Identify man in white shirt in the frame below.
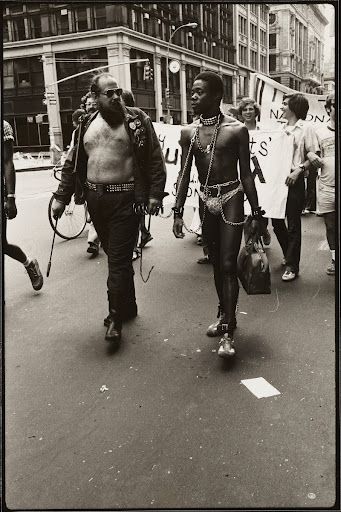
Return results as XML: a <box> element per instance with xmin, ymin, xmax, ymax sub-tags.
<box><xmin>272</xmin><ymin>93</ymin><xmax>319</xmax><ymax>281</ymax></box>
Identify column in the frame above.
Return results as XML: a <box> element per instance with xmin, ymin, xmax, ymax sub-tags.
<box><xmin>41</xmin><ymin>48</ymin><xmax>63</xmax><ymax>152</ymax></box>
<box><xmin>180</xmin><ymin>60</ymin><xmax>187</xmax><ymax>125</ymax></box>
<box><xmin>154</xmin><ymin>53</ymin><xmax>163</xmax><ymax>122</ymax></box>
<box><xmin>120</xmin><ymin>44</ymin><xmax>132</xmax><ymax>91</ymax></box>
<box><xmin>232</xmin><ymin>74</ymin><xmax>238</xmax><ymax>106</ymax></box>
<box><xmin>107</xmin><ymin>43</ymin><xmax>122</xmax><ymax>85</ymax></box>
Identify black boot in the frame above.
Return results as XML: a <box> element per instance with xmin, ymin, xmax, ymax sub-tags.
<box><xmin>206</xmin><ymin>304</ymin><xmax>237</xmax><ymax>337</ymax></box>
<box><xmin>105</xmin><ymin>309</ymin><xmax>122</xmax><ymax>343</ymax></box>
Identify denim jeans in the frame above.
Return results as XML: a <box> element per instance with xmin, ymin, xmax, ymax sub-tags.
<box><xmin>86</xmin><ymin>189</ymin><xmax>140</xmax><ymax>313</ymax></box>
<box><xmin>271</xmin><ymin>177</ymin><xmax>305</xmax><ymax>274</ymax></box>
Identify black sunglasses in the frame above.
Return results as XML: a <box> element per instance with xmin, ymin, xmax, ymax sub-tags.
<box><xmin>100</xmin><ymin>88</ymin><xmax>123</xmax><ymax>98</ymax></box>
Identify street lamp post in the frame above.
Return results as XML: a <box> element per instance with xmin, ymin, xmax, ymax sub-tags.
<box><xmin>165</xmin><ymin>22</ymin><xmax>198</xmax><ymax>123</ymax></box>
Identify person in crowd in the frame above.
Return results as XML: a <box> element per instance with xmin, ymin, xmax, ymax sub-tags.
<box><xmin>238</xmin><ymin>97</ymin><xmax>261</xmax><ymax>131</ymax></box>
<box><xmin>121</xmin><ymin>89</ymin><xmax>153</xmax><ymax>261</ymax></box>
<box><xmin>52</xmin><ymin>73</ymin><xmax>167</xmax><ymax>345</ymax></box>
<box><xmin>273</xmin><ymin>93</ymin><xmax>319</xmax><ymax>281</ymax></box>
<box><xmin>306</xmin><ymin>92</ymin><xmax>336</xmax><ymax>275</ymax></box>
<box><xmin>2</xmin><ymin>120</ymin><xmax>43</xmax><ymax>291</ymax></box>
<box><xmin>238</xmin><ymin>97</ymin><xmax>271</xmax><ymax>246</ymax></box>
<box><xmin>80</xmin><ymin>92</ymin><xmax>101</xmax><ymax>257</ymax></box>
<box><xmin>172</xmin><ymin>71</ymin><xmax>264</xmax><ymax>358</ymax></box>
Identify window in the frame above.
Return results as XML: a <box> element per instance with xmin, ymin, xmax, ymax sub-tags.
<box><xmin>238</xmin><ymin>15</ymin><xmax>246</xmax><ymax>35</ymax></box>
<box><xmin>269</xmin><ymin>33</ymin><xmax>276</xmax><ymax>49</ymax></box>
<box><xmin>3</xmin><ymin>60</ymin><xmax>15</xmax><ymax>89</ymax></box>
<box><xmin>250</xmin><ymin>50</ymin><xmax>257</xmax><ymax>69</ymax></box>
<box><xmin>75</xmin><ymin>7</ymin><xmax>89</xmax><ymax>32</ymax></box>
<box><xmin>260</xmin><ymin>5</ymin><xmax>267</xmax><ymax>22</ymax></box>
<box><xmin>260</xmin><ymin>55</ymin><xmax>267</xmax><ymax>73</ymax></box>
<box><xmin>260</xmin><ymin>29</ymin><xmax>266</xmax><ymax>47</ymax></box>
<box><xmin>250</xmin><ymin>23</ymin><xmax>257</xmax><ymax>42</ymax></box>
<box><xmin>94</xmin><ymin>5</ymin><xmax>106</xmax><ymax>29</ymax></box>
<box><xmin>56</xmin><ymin>10</ymin><xmax>70</xmax><ymax>35</ymax></box>
<box><xmin>269</xmin><ymin>13</ymin><xmax>276</xmax><ymax>25</ymax></box>
<box><xmin>29</xmin><ymin>15</ymin><xmax>42</xmax><ymax>38</ymax></box>
<box><xmin>250</xmin><ymin>4</ymin><xmax>257</xmax><ymax>15</ymax></box>
<box><xmin>3</xmin><ymin>20</ymin><xmax>9</xmax><ymax>42</ymax></box>
<box><xmin>239</xmin><ymin>44</ymin><xmax>247</xmax><ymax>66</ymax></box>
<box><xmin>238</xmin><ymin>76</ymin><xmax>247</xmax><ymax>96</ymax></box>
<box><xmin>185</xmin><ymin>64</ymin><xmax>201</xmax><ymax>97</ymax></box>
<box><xmin>16</xmin><ymin>58</ymin><xmax>30</xmax><ymax>86</ymax></box>
<box><xmin>13</xmin><ymin>17</ymin><xmax>26</xmax><ymax>40</ymax></box>
<box><xmin>269</xmin><ymin>55</ymin><xmax>276</xmax><ymax>72</ymax></box>
<box><xmin>223</xmin><ymin>75</ymin><xmax>232</xmax><ymax>104</ymax></box>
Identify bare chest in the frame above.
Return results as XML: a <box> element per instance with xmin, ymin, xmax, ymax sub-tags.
<box><xmin>84</xmin><ymin>117</ymin><xmax>132</xmax><ymax>157</ymax></box>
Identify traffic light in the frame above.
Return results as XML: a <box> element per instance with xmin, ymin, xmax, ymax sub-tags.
<box><xmin>143</xmin><ymin>63</ymin><xmax>154</xmax><ymax>81</ymax></box>
<box><xmin>165</xmin><ymin>88</ymin><xmax>170</xmax><ymax>99</ymax></box>
<box><xmin>143</xmin><ymin>63</ymin><xmax>150</xmax><ymax>80</ymax></box>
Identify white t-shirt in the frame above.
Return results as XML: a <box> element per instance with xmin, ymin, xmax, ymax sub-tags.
<box><xmin>315</xmin><ymin>124</ymin><xmax>335</xmax><ymax>188</ymax></box>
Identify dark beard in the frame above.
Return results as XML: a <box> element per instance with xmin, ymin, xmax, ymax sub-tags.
<box><xmin>100</xmin><ymin>103</ymin><xmax>125</xmax><ymax>128</ymax></box>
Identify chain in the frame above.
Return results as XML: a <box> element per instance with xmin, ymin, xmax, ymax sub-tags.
<box><xmin>195</xmin><ymin>115</ymin><xmax>221</xmax><ymax>154</ymax></box>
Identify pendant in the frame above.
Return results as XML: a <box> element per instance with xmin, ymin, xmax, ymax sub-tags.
<box><xmin>206</xmin><ymin>144</ymin><xmax>211</xmax><ymax>153</ymax></box>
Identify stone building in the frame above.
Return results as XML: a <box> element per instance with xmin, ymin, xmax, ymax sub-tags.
<box><xmin>268</xmin><ymin>4</ymin><xmax>328</xmax><ymax>93</ymax></box>
<box><xmin>3</xmin><ymin>2</ymin><xmax>269</xmax><ymax>151</ymax></box>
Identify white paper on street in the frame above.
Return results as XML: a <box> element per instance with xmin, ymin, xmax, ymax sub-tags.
<box><xmin>241</xmin><ymin>377</ymin><xmax>281</xmax><ymax>399</ymax></box>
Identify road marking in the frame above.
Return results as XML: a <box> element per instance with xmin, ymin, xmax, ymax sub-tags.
<box><xmin>318</xmin><ymin>240</ymin><xmax>329</xmax><ymax>251</ymax></box>
<box><xmin>241</xmin><ymin>377</ymin><xmax>281</xmax><ymax>399</ymax></box>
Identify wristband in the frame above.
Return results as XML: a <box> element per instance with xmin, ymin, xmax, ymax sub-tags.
<box><xmin>251</xmin><ymin>206</ymin><xmax>265</xmax><ymax>219</ymax></box>
<box><xmin>172</xmin><ymin>206</ymin><xmax>184</xmax><ymax>219</ymax></box>
<box><xmin>6</xmin><ymin>194</ymin><xmax>16</xmax><ymax>199</ymax></box>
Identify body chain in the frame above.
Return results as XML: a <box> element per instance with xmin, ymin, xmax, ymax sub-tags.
<box><xmin>171</xmin><ymin>114</ymin><xmax>245</xmax><ymax>231</ymax></box>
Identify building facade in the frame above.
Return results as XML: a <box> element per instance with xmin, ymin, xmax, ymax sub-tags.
<box><xmin>3</xmin><ymin>2</ymin><xmax>269</xmax><ymax>151</ymax></box>
<box><xmin>268</xmin><ymin>4</ymin><xmax>328</xmax><ymax>93</ymax></box>
<box><xmin>323</xmin><ymin>4</ymin><xmax>335</xmax><ymax>94</ymax></box>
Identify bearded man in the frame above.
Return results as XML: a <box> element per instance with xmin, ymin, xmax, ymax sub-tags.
<box><xmin>52</xmin><ymin>72</ymin><xmax>167</xmax><ymax>345</ymax></box>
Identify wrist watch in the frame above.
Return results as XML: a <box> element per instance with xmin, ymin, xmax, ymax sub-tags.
<box><xmin>299</xmin><ymin>164</ymin><xmax>306</xmax><ymax>171</ymax></box>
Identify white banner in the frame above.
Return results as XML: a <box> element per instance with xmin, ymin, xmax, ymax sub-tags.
<box><xmin>245</xmin><ymin>129</ymin><xmax>293</xmax><ymax>219</ymax></box>
<box><xmin>153</xmin><ymin>123</ymin><xmax>199</xmax><ymax>208</ymax></box>
<box><xmin>153</xmin><ymin>123</ymin><xmax>293</xmax><ymax>219</ymax></box>
<box><xmin>249</xmin><ymin>73</ymin><xmax>328</xmax><ymax>129</ymax></box>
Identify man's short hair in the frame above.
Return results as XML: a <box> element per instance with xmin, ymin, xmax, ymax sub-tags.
<box><xmin>193</xmin><ymin>71</ymin><xmax>224</xmax><ymax>99</ymax></box>
<box><xmin>237</xmin><ymin>97</ymin><xmax>260</xmax><ymax>118</ymax></box>
<box><xmin>72</xmin><ymin>109</ymin><xmax>85</xmax><ymax>125</ymax></box>
<box><xmin>325</xmin><ymin>92</ymin><xmax>335</xmax><ymax>111</ymax></box>
<box><xmin>283</xmin><ymin>93</ymin><xmax>309</xmax><ymax>120</ymax></box>
<box><xmin>90</xmin><ymin>72</ymin><xmax>116</xmax><ymax>96</ymax></box>
<box><xmin>121</xmin><ymin>90</ymin><xmax>135</xmax><ymax>107</ymax></box>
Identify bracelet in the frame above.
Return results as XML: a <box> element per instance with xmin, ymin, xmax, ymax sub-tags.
<box><xmin>251</xmin><ymin>206</ymin><xmax>265</xmax><ymax>219</ymax></box>
<box><xmin>6</xmin><ymin>194</ymin><xmax>16</xmax><ymax>199</ymax></box>
<box><xmin>172</xmin><ymin>206</ymin><xmax>184</xmax><ymax>219</ymax></box>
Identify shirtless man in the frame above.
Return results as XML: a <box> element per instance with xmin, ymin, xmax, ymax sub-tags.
<box><xmin>173</xmin><ymin>71</ymin><xmax>264</xmax><ymax>358</ymax></box>
<box><xmin>52</xmin><ymin>73</ymin><xmax>167</xmax><ymax>344</ymax></box>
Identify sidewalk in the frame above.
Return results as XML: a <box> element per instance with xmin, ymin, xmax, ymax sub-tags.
<box><xmin>13</xmin><ymin>151</ymin><xmax>63</xmax><ymax>172</ymax></box>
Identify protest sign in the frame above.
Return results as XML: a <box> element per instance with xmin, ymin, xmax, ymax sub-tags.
<box><xmin>153</xmin><ymin>122</ymin><xmax>294</xmax><ymax>219</ymax></box>
<box><xmin>153</xmin><ymin>123</ymin><xmax>199</xmax><ymax>208</ymax></box>
<box><xmin>249</xmin><ymin>73</ymin><xmax>328</xmax><ymax>129</ymax></box>
<box><xmin>245</xmin><ymin>129</ymin><xmax>293</xmax><ymax>219</ymax></box>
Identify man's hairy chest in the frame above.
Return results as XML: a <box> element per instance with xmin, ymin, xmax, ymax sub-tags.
<box><xmin>84</xmin><ymin>116</ymin><xmax>132</xmax><ymax>157</ymax></box>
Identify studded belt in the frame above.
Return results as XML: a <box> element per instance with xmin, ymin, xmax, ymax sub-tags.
<box><xmin>86</xmin><ymin>180</ymin><xmax>135</xmax><ymax>193</ymax></box>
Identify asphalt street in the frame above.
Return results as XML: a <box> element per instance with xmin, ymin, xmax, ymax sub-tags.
<box><xmin>3</xmin><ymin>170</ymin><xmax>337</xmax><ymax>510</ymax></box>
